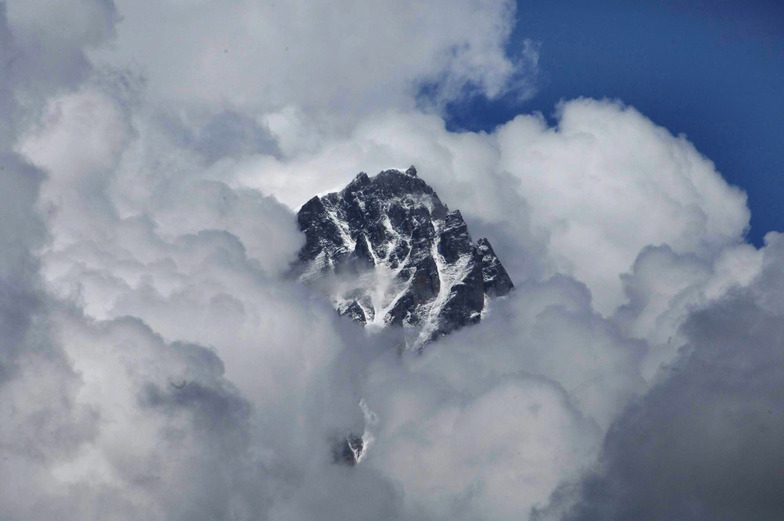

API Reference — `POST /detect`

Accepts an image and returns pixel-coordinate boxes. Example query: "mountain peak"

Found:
[295,168,513,349]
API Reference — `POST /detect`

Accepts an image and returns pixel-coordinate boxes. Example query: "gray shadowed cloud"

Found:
[550,233,784,521]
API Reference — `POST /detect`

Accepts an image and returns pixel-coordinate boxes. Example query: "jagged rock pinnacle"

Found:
[295,167,513,349]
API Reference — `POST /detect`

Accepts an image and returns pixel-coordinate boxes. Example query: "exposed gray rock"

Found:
[295,166,513,349]
[333,434,365,466]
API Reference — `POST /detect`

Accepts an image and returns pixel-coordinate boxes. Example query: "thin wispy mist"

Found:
[0,1,781,520]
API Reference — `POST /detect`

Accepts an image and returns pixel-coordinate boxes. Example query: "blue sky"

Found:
[443,0,784,246]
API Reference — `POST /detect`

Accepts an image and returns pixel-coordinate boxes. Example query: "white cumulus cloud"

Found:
[0,0,779,520]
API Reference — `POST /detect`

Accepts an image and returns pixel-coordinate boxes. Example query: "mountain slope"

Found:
[295,166,513,350]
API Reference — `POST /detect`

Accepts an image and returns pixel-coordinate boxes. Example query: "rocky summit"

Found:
[295,166,513,349]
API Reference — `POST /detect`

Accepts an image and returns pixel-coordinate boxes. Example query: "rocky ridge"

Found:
[295,166,513,351]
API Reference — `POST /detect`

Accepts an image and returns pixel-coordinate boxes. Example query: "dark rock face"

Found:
[295,166,513,349]
[333,434,365,466]
[477,238,514,297]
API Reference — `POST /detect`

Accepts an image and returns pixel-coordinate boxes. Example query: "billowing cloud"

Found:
[91,0,531,117]
[553,233,784,521]
[496,99,750,313]
[227,99,750,315]
[1,0,781,520]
